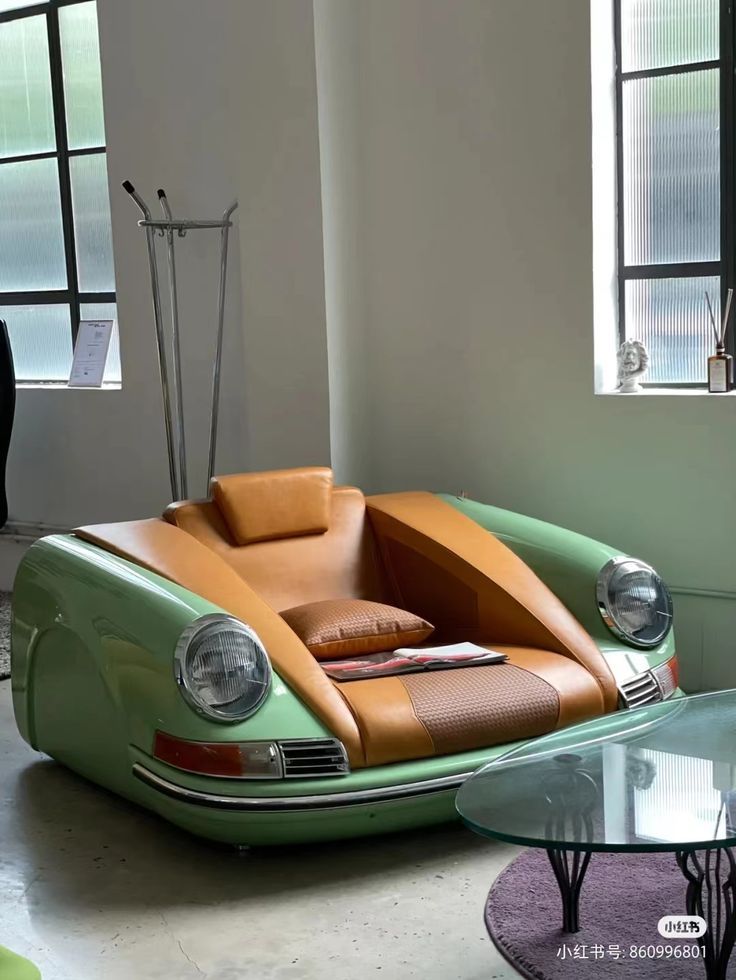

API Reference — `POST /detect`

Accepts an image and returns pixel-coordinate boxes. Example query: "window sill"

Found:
[598,388,736,397]
[16,382,122,391]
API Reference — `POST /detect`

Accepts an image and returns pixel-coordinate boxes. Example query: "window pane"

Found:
[80,302,121,384]
[0,15,55,159]
[625,276,719,384]
[0,305,72,382]
[621,0,719,72]
[0,158,67,290]
[70,153,115,292]
[59,1,105,149]
[0,1,47,10]
[623,70,719,266]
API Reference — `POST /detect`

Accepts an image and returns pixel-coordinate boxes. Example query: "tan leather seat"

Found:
[77,467,618,768]
[164,469,390,612]
[338,647,606,766]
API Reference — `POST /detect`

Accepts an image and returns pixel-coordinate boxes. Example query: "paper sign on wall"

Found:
[68,320,114,388]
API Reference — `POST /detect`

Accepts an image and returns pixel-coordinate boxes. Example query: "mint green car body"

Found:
[11,495,678,846]
[0,947,41,980]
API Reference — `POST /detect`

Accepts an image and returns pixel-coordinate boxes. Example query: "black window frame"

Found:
[613,0,732,388]
[0,0,115,380]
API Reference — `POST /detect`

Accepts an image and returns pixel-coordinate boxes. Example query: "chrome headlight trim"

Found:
[596,556,673,649]
[174,614,272,723]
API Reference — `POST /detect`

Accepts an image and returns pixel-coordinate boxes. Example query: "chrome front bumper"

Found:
[132,763,470,812]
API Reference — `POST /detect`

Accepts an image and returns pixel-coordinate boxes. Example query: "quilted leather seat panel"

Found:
[401,663,559,755]
[337,645,606,765]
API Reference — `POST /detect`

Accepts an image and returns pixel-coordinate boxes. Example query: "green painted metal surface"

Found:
[12,536,331,775]
[0,946,41,980]
[125,742,524,846]
[131,775,460,847]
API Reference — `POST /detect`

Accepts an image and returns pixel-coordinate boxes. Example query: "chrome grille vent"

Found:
[278,738,350,779]
[619,670,663,709]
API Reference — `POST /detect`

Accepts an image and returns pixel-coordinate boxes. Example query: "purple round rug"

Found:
[486,849,719,978]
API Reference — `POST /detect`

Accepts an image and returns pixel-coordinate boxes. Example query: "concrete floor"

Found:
[0,682,522,980]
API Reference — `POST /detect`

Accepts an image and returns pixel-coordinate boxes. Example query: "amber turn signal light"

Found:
[652,655,679,699]
[153,731,283,779]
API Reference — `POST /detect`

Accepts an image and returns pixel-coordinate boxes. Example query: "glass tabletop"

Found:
[456,690,736,853]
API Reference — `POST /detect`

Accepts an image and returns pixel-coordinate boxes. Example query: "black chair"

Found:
[0,320,16,529]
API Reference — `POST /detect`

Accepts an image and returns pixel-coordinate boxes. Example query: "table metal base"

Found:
[546,848,592,934]
[677,849,736,980]
[545,847,736,979]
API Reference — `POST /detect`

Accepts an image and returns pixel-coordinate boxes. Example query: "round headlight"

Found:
[596,557,673,648]
[174,615,271,722]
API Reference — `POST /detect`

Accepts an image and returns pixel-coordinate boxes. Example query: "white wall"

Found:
[235,1,331,474]
[5,0,330,532]
[314,0,736,691]
[314,0,372,488]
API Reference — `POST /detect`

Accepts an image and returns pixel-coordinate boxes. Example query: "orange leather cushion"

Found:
[165,487,392,612]
[211,467,332,545]
[281,598,434,660]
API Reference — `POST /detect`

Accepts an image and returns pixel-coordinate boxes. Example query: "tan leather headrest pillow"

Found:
[211,467,333,545]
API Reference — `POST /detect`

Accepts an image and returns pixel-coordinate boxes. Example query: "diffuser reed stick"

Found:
[705,291,720,347]
[722,288,734,346]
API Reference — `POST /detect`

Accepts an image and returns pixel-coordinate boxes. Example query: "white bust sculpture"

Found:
[616,339,649,393]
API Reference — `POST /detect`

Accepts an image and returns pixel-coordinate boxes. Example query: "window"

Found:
[0,0,119,384]
[614,0,724,386]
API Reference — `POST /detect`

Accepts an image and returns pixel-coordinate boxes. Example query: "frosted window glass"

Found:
[0,1,47,10]
[0,158,67,291]
[59,2,105,149]
[70,153,115,292]
[0,305,72,382]
[621,0,719,72]
[625,277,719,384]
[80,302,121,384]
[623,70,719,266]
[0,15,55,159]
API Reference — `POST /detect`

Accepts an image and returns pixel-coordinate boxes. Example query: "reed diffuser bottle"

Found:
[706,289,734,393]
[708,345,733,393]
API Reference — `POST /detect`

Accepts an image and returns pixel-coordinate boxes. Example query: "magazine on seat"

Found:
[322,642,508,681]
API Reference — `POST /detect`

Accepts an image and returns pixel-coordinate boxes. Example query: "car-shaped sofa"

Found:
[11,467,678,845]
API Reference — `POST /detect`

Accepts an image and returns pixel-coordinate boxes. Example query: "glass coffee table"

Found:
[456,690,736,980]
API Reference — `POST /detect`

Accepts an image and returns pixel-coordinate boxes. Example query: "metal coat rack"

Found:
[123,180,239,501]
